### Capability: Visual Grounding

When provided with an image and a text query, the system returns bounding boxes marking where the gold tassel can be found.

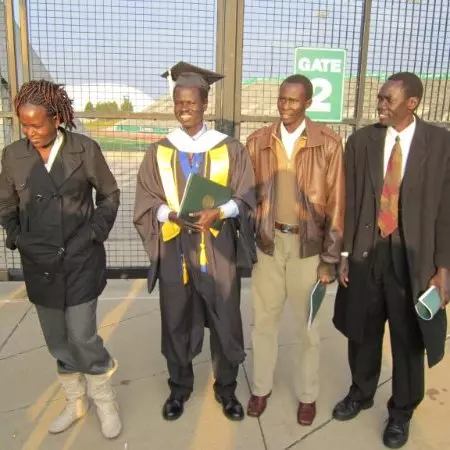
[199,232,207,273]
[181,255,189,284]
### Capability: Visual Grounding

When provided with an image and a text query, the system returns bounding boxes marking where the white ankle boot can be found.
[49,372,89,434]
[85,359,122,439]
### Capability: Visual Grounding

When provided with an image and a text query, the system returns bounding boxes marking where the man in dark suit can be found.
[333,72,449,449]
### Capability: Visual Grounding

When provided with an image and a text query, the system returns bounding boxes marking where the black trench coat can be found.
[333,118,449,367]
[0,129,120,309]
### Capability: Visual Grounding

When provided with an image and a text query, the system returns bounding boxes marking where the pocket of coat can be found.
[66,226,93,255]
[19,241,60,272]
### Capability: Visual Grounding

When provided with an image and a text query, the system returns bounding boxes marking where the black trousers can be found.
[167,310,239,399]
[348,236,425,422]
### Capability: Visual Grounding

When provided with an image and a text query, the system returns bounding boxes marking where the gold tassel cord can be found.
[182,255,189,284]
[199,232,207,273]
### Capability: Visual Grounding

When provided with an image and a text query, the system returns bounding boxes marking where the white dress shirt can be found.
[157,123,239,222]
[189,122,208,140]
[280,120,306,159]
[383,117,416,179]
[44,130,64,172]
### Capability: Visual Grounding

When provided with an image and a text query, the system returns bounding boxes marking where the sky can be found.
[25,0,450,102]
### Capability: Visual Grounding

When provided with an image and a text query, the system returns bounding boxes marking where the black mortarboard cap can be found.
[161,61,224,95]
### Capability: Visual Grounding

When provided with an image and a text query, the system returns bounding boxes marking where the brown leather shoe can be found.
[247,392,271,417]
[297,401,316,426]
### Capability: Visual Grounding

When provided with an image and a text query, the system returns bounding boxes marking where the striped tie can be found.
[378,136,402,238]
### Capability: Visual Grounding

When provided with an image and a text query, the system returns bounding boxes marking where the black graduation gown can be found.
[134,135,256,366]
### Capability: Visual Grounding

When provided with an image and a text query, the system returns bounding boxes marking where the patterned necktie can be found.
[378,135,402,238]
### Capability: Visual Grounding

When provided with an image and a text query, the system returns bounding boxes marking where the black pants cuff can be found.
[214,381,237,399]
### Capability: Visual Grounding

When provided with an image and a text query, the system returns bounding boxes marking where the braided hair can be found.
[14,79,76,130]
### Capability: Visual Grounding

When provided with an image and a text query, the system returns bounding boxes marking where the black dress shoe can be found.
[162,393,190,421]
[383,419,410,449]
[332,394,374,421]
[214,393,244,421]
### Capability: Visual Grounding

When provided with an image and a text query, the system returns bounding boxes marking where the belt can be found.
[274,221,299,234]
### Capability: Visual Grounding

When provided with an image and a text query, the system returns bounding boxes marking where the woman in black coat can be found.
[0,80,121,438]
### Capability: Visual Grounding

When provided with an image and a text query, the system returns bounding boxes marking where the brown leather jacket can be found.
[246,118,345,264]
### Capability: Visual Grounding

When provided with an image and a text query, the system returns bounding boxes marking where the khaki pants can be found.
[251,230,320,402]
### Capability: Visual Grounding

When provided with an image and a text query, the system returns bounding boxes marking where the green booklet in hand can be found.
[415,286,441,321]
[307,280,327,329]
[178,173,232,225]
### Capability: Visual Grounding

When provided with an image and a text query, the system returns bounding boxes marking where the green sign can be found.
[294,47,346,122]
[113,125,170,134]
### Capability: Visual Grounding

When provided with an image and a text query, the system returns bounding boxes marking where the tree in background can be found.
[83,99,134,115]
[95,101,119,114]
[84,100,94,113]
[121,97,134,113]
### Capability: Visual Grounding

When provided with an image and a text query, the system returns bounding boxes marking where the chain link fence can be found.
[0,0,449,278]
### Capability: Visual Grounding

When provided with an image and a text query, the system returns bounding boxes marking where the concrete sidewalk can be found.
[0,279,449,450]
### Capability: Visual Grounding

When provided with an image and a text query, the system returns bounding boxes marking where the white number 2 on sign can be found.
[310,78,332,113]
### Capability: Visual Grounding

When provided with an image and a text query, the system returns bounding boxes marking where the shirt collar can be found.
[280,120,306,141]
[183,122,207,141]
[48,129,64,153]
[44,129,64,171]
[387,116,416,142]
[56,129,63,144]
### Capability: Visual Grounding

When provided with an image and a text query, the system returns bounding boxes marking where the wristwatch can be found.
[340,251,349,257]
[219,207,225,220]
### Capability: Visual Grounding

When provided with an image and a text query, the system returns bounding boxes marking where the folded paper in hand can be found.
[415,285,441,321]
[307,280,327,329]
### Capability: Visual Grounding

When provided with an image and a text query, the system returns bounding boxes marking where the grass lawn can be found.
[82,119,121,131]
[95,137,149,152]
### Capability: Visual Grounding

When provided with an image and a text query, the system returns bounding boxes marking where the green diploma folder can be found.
[415,286,441,321]
[415,285,446,368]
[307,280,327,328]
[178,173,232,223]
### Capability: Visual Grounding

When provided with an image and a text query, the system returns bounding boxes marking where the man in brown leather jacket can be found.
[245,74,345,425]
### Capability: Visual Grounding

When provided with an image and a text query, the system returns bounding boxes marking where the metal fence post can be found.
[354,0,372,130]
[19,0,30,84]
[5,0,19,140]
[215,0,244,138]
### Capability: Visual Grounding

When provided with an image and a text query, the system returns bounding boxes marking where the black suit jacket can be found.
[334,118,449,367]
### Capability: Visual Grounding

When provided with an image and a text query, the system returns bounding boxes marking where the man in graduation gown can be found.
[133,62,256,421]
